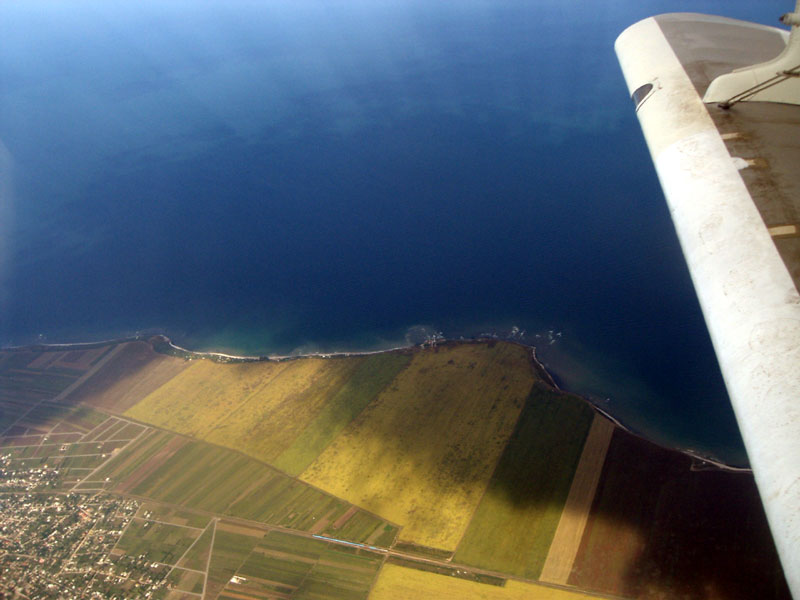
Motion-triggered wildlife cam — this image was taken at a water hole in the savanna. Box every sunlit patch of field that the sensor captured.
[454,386,595,579]
[301,342,535,550]
[370,563,607,600]
[204,357,365,463]
[125,356,370,464]
[125,358,289,439]
[274,353,411,475]
[95,429,396,544]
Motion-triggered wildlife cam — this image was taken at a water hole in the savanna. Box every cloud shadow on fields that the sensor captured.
[6,338,792,600]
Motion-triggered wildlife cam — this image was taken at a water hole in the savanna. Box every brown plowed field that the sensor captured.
[51,347,109,371]
[568,429,790,599]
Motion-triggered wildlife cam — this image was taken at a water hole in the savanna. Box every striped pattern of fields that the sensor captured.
[0,345,115,434]
[61,341,191,412]
[125,353,409,469]
[538,413,615,585]
[2,339,788,600]
[453,385,595,578]
[91,428,398,545]
[0,407,139,491]
[567,429,789,599]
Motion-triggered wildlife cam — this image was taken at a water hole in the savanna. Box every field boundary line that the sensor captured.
[539,414,615,585]
[136,422,403,532]
[5,440,133,452]
[201,518,218,600]
[70,426,151,492]
[450,382,536,557]
[55,343,126,403]
[0,344,124,437]
[39,421,61,446]
[80,416,118,443]
[170,519,214,579]
[133,516,207,532]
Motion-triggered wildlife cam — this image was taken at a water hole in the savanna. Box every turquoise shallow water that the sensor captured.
[1,0,787,465]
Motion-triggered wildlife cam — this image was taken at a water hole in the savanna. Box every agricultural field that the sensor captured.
[567,429,790,599]
[370,563,605,600]
[273,353,411,475]
[538,415,616,586]
[0,407,143,491]
[92,428,397,544]
[453,385,595,578]
[115,519,204,565]
[301,342,536,550]
[9,401,107,436]
[203,525,265,600]
[62,341,190,412]
[202,357,365,463]
[0,338,792,600]
[125,355,383,465]
[221,529,384,600]
[177,521,215,572]
[0,352,80,433]
[138,503,214,530]
[0,344,122,435]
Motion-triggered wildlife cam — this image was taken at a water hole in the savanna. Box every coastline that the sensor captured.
[2,333,750,472]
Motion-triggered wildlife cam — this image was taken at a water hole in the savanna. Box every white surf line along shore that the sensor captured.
[3,335,752,471]
[162,337,412,362]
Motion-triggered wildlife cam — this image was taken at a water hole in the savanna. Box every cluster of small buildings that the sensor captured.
[0,486,171,599]
[0,454,62,493]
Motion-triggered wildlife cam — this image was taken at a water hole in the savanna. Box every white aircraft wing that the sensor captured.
[615,11,800,597]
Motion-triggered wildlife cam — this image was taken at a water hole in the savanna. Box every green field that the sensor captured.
[116,519,202,565]
[90,429,180,487]
[94,429,395,544]
[273,353,411,475]
[177,521,215,572]
[165,568,205,595]
[204,526,264,600]
[454,384,594,578]
[125,356,374,465]
[302,342,536,550]
[227,530,384,600]
[138,503,213,530]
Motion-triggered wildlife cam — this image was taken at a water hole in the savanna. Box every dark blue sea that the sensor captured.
[0,0,788,465]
